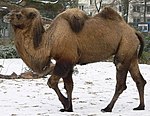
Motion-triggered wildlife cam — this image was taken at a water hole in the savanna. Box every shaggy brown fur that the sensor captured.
[5,7,146,112]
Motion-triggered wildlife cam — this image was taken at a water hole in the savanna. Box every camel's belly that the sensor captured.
[78,50,114,65]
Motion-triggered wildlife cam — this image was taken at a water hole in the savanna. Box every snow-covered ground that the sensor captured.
[0,59,150,116]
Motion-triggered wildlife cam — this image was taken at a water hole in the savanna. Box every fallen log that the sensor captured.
[0,63,55,79]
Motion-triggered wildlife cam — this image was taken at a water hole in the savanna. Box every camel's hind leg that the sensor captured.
[129,57,146,110]
[101,58,129,112]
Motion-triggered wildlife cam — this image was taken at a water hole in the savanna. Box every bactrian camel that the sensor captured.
[4,7,146,112]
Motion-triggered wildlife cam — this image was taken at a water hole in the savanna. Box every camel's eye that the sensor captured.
[16,13,22,20]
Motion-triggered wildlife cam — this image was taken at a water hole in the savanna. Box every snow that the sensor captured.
[0,59,150,116]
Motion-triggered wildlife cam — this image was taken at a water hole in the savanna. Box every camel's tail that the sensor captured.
[135,31,145,58]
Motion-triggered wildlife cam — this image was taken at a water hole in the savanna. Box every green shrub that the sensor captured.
[140,34,150,64]
[140,52,150,64]
[0,45,19,59]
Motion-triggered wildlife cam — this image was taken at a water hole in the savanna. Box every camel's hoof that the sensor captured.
[101,108,112,112]
[60,109,73,112]
[133,105,145,110]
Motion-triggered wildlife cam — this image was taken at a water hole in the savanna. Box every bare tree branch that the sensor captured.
[95,0,103,13]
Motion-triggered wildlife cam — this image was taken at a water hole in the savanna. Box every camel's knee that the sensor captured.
[115,74,128,95]
[116,84,127,94]
[130,71,146,87]
[47,75,60,88]
[135,75,147,87]
[129,59,146,87]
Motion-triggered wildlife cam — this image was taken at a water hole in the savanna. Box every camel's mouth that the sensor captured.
[3,12,25,29]
[3,14,11,23]
[3,9,23,24]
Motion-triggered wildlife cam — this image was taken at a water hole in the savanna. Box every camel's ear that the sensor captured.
[27,12,37,19]
[53,59,73,77]
[32,17,45,48]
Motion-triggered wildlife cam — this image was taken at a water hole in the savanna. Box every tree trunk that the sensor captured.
[144,0,147,22]
[122,0,129,23]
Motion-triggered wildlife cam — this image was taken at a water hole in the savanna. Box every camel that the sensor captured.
[4,7,146,112]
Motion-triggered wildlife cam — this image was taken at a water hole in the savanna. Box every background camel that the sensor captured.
[4,7,146,112]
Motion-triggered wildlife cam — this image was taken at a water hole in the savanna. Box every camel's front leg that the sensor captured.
[47,74,71,112]
[61,70,74,112]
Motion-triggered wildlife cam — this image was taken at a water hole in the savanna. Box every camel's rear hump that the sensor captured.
[98,7,123,21]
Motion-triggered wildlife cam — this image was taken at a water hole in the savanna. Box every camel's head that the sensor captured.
[4,8,40,29]
[4,8,45,48]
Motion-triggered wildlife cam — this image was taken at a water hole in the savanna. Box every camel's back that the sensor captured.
[49,7,138,64]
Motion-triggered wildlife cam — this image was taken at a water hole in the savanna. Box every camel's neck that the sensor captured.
[14,28,51,73]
